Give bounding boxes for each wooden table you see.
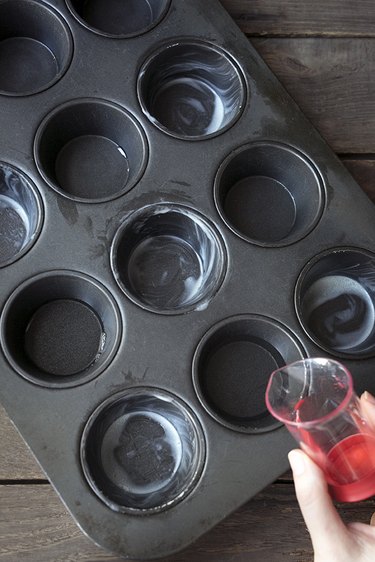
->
[2,1,375,560]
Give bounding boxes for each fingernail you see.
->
[288,450,305,476]
[362,391,375,405]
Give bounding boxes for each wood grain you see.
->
[252,38,375,153]
[0,483,373,562]
[342,158,375,202]
[0,407,44,481]
[218,3,375,154]
[0,484,312,562]
[220,0,375,36]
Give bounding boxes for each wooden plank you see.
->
[0,483,373,562]
[0,483,308,562]
[0,407,44,481]
[252,38,375,153]
[219,0,375,37]
[0,484,120,562]
[342,158,375,203]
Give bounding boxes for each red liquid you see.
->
[291,398,375,502]
[327,434,375,502]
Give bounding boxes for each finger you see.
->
[371,512,375,526]
[360,391,375,432]
[288,449,348,554]
[348,521,375,541]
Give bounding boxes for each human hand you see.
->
[288,391,375,562]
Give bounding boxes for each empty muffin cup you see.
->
[81,388,205,513]
[214,142,325,246]
[0,0,73,96]
[0,162,42,267]
[66,0,171,38]
[0,271,121,387]
[34,99,148,202]
[138,41,246,140]
[111,204,226,314]
[193,315,305,433]
[296,248,375,358]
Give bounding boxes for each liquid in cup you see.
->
[265,358,375,502]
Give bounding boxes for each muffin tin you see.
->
[1,0,375,559]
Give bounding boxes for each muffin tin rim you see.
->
[294,245,375,360]
[0,0,74,97]
[0,268,123,388]
[213,139,327,248]
[109,201,229,315]
[192,312,307,433]
[136,36,249,141]
[33,96,150,204]
[79,385,207,515]
[0,160,44,268]
[65,0,173,40]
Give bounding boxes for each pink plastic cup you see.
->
[266,357,375,502]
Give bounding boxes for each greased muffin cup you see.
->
[0,162,43,267]
[81,388,205,514]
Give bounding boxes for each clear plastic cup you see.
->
[266,357,375,502]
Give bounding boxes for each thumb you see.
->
[360,391,375,432]
[288,449,349,555]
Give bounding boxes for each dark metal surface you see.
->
[1,0,375,559]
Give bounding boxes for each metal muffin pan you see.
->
[1,0,375,559]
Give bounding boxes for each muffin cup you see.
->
[0,162,43,267]
[0,0,72,96]
[111,204,226,314]
[66,0,171,38]
[81,388,205,513]
[193,314,305,433]
[0,271,121,387]
[214,142,325,246]
[138,40,246,140]
[34,99,148,203]
[296,248,375,358]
